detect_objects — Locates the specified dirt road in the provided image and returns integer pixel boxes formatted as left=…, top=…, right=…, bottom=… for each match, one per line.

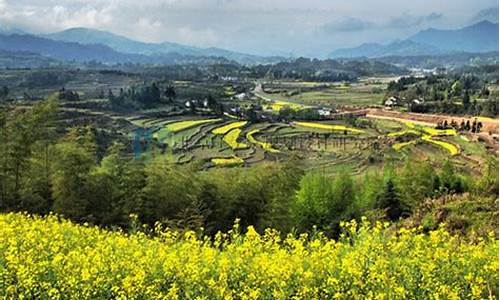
left=365, top=109, right=499, bottom=134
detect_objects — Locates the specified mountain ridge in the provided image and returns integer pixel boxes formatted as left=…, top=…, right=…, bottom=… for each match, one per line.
left=330, top=20, right=499, bottom=58
left=44, top=27, right=284, bottom=65
left=0, top=33, right=240, bottom=65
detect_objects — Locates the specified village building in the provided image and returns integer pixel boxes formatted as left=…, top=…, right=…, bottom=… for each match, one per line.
left=384, top=96, right=400, bottom=107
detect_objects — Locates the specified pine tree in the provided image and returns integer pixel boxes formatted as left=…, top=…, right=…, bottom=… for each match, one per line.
left=376, top=179, right=404, bottom=221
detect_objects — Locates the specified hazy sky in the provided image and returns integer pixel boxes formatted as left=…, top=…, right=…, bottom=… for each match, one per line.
left=0, top=0, right=497, bottom=57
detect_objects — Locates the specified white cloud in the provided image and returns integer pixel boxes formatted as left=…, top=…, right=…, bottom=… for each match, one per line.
left=0, top=0, right=496, bottom=56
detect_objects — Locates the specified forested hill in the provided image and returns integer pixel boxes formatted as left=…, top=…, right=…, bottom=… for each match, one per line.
left=250, top=58, right=408, bottom=81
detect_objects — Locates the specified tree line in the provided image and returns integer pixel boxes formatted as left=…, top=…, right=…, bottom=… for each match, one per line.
left=108, top=83, right=177, bottom=109
left=386, top=74, right=499, bottom=117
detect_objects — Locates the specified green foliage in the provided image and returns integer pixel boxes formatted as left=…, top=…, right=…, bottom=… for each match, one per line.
left=51, top=127, right=96, bottom=221
left=397, top=160, right=440, bottom=208
left=293, top=172, right=335, bottom=230
left=110, top=82, right=172, bottom=109
left=375, top=179, right=405, bottom=221
left=293, top=170, right=357, bottom=234
left=407, top=193, right=498, bottom=237
left=141, top=162, right=201, bottom=225
left=387, top=73, right=498, bottom=116
left=356, top=171, right=384, bottom=212
left=451, top=80, right=463, bottom=97
left=87, top=143, right=145, bottom=226
left=475, top=156, right=499, bottom=196
left=201, top=162, right=302, bottom=234
left=0, top=96, right=58, bottom=212
left=0, top=97, right=495, bottom=239
left=439, top=160, right=465, bottom=194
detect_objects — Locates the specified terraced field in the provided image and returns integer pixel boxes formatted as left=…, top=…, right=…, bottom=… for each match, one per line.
left=246, top=129, right=279, bottom=153
left=54, top=97, right=489, bottom=175
left=118, top=107, right=489, bottom=174
left=294, top=121, right=364, bottom=134
left=387, top=121, right=460, bottom=156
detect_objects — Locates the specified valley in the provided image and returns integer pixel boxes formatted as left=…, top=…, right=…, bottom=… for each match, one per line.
left=0, top=4, right=498, bottom=297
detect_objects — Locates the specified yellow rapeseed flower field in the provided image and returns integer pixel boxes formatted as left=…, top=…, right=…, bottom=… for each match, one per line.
left=164, top=118, right=221, bottom=133
left=263, top=101, right=305, bottom=112
left=294, top=122, right=364, bottom=133
left=222, top=129, right=248, bottom=150
left=0, top=214, right=497, bottom=299
left=211, top=156, right=244, bottom=166
left=388, top=129, right=421, bottom=137
left=390, top=122, right=456, bottom=137
left=212, top=121, right=248, bottom=135
left=422, top=135, right=460, bottom=155
left=421, top=127, right=457, bottom=137
left=246, top=129, right=279, bottom=153
left=392, top=140, right=416, bottom=151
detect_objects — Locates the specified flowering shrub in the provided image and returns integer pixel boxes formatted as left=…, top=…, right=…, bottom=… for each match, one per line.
left=0, top=213, right=497, bottom=299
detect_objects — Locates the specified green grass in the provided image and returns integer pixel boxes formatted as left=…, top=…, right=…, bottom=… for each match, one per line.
left=406, top=194, right=498, bottom=237
left=364, top=118, right=404, bottom=134
left=160, top=128, right=198, bottom=148
left=451, top=136, right=488, bottom=157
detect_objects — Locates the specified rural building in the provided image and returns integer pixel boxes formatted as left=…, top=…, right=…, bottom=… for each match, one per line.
left=384, top=96, right=400, bottom=107
left=233, top=93, right=248, bottom=100
left=317, top=107, right=336, bottom=117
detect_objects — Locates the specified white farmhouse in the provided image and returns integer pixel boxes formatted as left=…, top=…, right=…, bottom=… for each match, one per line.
left=233, top=93, right=247, bottom=100
left=318, top=108, right=334, bottom=117
left=384, top=96, right=399, bottom=107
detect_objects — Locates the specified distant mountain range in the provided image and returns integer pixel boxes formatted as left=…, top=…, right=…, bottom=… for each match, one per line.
left=330, top=21, right=499, bottom=58
left=44, top=28, right=282, bottom=65
left=0, top=21, right=496, bottom=68
left=0, top=27, right=284, bottom=66
left=0, top=33, right=146, bottom=63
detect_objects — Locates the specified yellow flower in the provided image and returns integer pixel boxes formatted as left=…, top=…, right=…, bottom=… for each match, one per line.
left=0, top=213, right=496, bottom=299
